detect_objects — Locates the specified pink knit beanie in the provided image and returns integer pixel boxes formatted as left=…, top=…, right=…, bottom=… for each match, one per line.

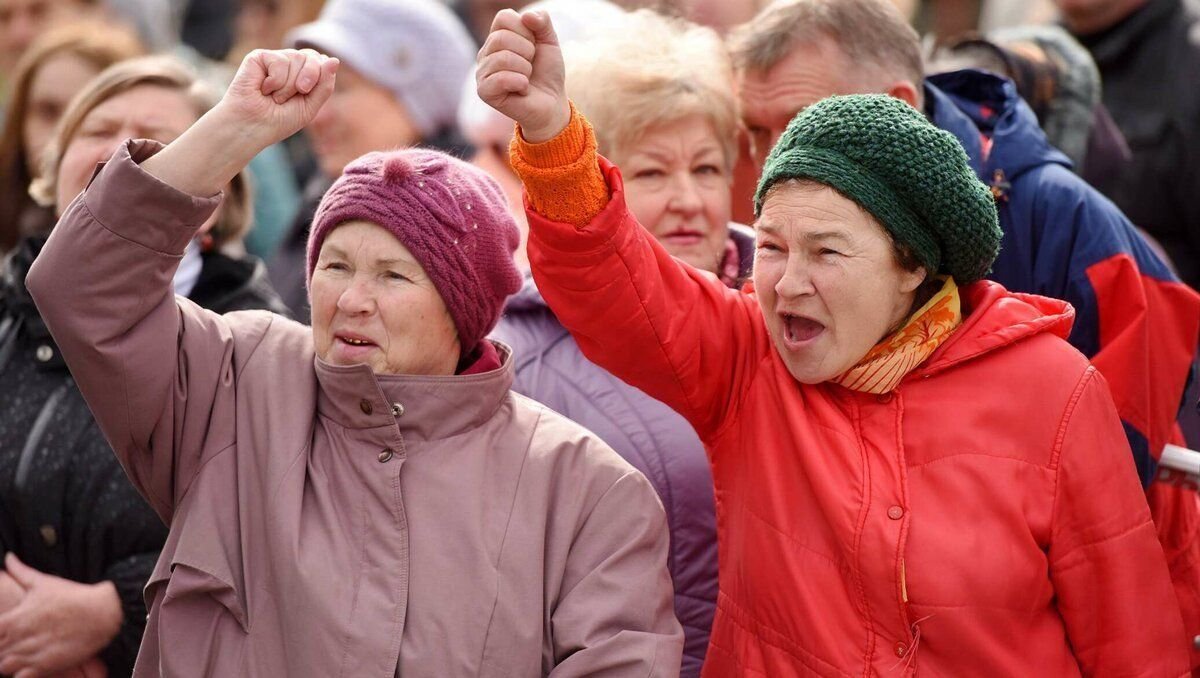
left=306, top=149, right=522, bottom=354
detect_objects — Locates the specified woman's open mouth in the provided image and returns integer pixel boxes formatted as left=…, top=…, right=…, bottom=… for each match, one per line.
left=333, top=332, right=378, bottom=358
left=781, top=313, right=825, bottom=348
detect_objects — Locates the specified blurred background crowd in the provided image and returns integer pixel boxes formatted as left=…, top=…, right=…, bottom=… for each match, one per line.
left=0, top=0, right=1198, bottom=675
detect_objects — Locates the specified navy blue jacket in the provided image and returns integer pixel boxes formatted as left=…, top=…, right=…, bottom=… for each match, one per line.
left=926, top=70, right=1200, bottom=486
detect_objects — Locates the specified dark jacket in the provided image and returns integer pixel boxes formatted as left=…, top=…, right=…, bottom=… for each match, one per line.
left=0, top=236, right=287, bottom=677
left=1071, top=0, right=1200, bottom=287
left=926, top=70, right=1200, bottom=486
left=491, top=227, right=753, bottom=678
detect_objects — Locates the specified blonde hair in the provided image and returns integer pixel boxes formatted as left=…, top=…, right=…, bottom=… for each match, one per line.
left=728, top=0, right=923, bottom=100
left=565, top=9, right=739, bottom=169
left=31, top=55, right=253, bottom=250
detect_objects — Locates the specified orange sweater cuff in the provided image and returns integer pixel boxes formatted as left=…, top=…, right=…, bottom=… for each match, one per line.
left=509, top=103, right=610, bottom=227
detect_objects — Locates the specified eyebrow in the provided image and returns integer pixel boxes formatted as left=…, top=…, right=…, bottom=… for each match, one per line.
left=320, top=246, right=417, bottom=269
left=755, top=222, right=851, bottom=244
left=803, top=231, right=852, bottom=244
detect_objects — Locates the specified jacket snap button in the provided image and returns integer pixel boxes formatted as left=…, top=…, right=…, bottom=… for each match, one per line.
left=894, top=642, right=907, bottom=657
left=875, top=392, right=893, bottom=404
left=378, top=449, right=394, bottom=463
left=1194, top=635, right=1200, bottom=650
left=359, top=399, right=373, bottom=415
left=391, top=402, right=404, bottom=417
left=40, top=525, right=58, bottom=547
left=35, top=345, right=54, bottom=362
left=887, top=506, right=904, bottom=520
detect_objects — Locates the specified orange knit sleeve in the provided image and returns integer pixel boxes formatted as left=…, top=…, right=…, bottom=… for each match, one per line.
left=509, top=103, right=610, bottom=227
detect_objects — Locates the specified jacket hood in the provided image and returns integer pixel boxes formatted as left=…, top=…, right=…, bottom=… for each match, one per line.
left=917, top=279, right=1074, bottom=377
left=926, top=70, right=1072, bottom=188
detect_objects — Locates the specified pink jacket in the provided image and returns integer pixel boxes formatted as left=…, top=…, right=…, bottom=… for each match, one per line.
left=27, top=140, right=683, bottom=677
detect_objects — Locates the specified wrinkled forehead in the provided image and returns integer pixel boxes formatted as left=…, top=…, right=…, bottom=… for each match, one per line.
left=756, top=180, right=885, bottom=241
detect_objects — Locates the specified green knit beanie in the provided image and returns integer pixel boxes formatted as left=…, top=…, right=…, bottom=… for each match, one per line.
left=755, top=94, right=1002, bottom=284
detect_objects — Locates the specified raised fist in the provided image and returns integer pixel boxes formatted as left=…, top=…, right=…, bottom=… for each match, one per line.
left=476, top=9, right=571, bottom=143
left=218, top=48, right=339, bottom=152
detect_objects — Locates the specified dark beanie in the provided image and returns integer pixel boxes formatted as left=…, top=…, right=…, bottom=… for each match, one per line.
left=755, top=94, right=1002, bottom=284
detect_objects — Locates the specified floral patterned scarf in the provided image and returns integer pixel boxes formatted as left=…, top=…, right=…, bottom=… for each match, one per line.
left=832, top=277, right=962, bottom=394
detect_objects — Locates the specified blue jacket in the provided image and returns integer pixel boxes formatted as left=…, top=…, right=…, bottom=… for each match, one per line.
left=926, top=70, right=1200, bottom=486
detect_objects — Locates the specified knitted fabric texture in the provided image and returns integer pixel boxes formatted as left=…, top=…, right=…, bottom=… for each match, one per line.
left=306, top=149, right=522, bottom=353
left=832, top=276, right=963, bottom=394
left=756, top=94, right=1002, bottom=284
left=510, top=103, right=610, bottom=228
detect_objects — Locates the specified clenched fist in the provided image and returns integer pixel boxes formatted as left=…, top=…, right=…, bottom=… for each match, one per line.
left=139, top=48, right=339, bottom=200
left=218, top=48, right=340, bottom=152
left=476, top=9, right=571, bottom=143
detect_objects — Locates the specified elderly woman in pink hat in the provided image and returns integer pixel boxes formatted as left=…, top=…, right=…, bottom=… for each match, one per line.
left=26, top=48, right=682, bottom=677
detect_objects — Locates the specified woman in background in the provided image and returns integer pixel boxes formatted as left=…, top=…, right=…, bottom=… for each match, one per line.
left=491, top=9, right=746, bottom=675
left=0, top=20, right=143, bottom=255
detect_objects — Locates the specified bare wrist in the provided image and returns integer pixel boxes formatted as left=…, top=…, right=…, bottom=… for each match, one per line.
left=520, top=102, right=572, bottom=144
left=91, top=580, right=124, bottom=642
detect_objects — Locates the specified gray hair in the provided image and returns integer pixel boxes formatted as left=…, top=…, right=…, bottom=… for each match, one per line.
left=727, top=0, right=923, bottom=93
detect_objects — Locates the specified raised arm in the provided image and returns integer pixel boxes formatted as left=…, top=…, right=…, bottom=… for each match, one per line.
left=477, top=11, right=770, bottom=439
left=26, top=50, right=338, bottom=522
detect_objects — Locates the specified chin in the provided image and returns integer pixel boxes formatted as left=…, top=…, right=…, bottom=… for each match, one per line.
left=771, top=337, right=839, bottom=385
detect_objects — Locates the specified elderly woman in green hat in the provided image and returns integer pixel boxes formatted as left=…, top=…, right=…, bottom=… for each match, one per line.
left=477, top=8, right=1190, bottom=675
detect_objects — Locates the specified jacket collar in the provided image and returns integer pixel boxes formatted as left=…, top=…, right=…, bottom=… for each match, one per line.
left=314, top=339, right=515, bottom=441
left=912, top=280, right=1074, bottom=379
left=925, top=71, right=1071, bottom=185
left=0, top=236, right=67, bottom=371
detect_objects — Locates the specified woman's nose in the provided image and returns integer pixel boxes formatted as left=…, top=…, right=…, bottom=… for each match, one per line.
left=336, top=277, right=375, bottom=314
left=666, top=174, right=703, bottom=216
left=775, top=257, right=816, bottom=299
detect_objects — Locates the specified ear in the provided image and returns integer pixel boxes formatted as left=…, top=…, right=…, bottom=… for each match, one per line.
left=899, top=265, right=927, bottom=295
left=884, top=80, right=921, bottom=109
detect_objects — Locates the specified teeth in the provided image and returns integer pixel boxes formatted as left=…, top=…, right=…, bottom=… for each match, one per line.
left=343, top=338, right=369, bottom=345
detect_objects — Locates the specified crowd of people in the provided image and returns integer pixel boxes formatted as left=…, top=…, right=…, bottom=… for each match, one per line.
left=0, top=0, right=1198, bottom=675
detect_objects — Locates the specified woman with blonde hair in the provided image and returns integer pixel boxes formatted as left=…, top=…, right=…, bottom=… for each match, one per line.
left=491, top=9, right=743, bottom=675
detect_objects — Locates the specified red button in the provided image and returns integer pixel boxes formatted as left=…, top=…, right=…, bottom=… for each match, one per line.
left=894, top=642, right=907, bottom=657
left=876, top=392, right=894, bottom=404
left=887, top=506, right=904, bottom=520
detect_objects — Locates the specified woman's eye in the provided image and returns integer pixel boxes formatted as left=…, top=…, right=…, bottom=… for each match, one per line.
left=758, top=242, right=782, bottom=252
left=819, top=248, right=842, bottom=257
left=632, top=168, right=664, bottom=180
left=384, top=271, right=408, bottom=282
left=324, top=262, right=349, bottom=272
left=694, top=164, right=722, bottom=176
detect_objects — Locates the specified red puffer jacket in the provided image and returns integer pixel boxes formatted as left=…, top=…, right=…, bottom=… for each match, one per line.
left=527, top=161, right=1190, bottom=677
